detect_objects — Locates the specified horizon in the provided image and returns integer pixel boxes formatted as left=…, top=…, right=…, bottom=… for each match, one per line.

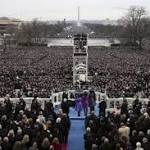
left=0, top=17, right=121, bottom=22
left=0, top=0, right=150, bottom=21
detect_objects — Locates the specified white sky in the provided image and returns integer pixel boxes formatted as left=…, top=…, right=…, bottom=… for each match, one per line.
left=0, top=0, right=150, bottom=21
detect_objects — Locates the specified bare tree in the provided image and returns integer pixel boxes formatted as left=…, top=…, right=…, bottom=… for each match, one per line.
left=120, top=6, right=150, bottom=49
left=16, top=22, right=32, bottom=46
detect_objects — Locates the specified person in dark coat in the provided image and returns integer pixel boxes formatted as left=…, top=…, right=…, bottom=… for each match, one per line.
left=40, top=137, right=50, bottom=150
left=4, top=96, right=13, bottom=118
left=15, top=97, right=26, bottom=116
left=142, top=137, right=150, bottom=150
left=99, top=138, right=112, bottom=150
left=85, top=111, right=99, bottom=131
left=54, top=117, right=63, bottom=143
left=121, top=98, right=128, bottom=115
left=31, top=96, right=41, bottom=113
left=62, top=92, right=68, bottom=100
left=88, top=90, right=96, bottom=112
left=99, top=96, right=107, bottom=117
left=130, top=130, right=138, bottom=149
left=84, top=127, right=95, bottom=150
left=61, top=113, right=70, bottom=143
left=2, top=137, right=11, bottom=150
left=133, top=96, right=142, bottom=116
left=45, top=99, right=53, bottom=112
left=61, top=98, right=69, bottom=116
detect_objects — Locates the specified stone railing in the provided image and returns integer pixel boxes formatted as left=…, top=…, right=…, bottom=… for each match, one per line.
left=0, top=90, right=149, bottom=109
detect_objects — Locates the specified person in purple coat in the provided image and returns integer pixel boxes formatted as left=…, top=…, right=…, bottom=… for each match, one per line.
left=75, top=94, right=82, bottom=116
left=81, top=92, right=89, bottom=116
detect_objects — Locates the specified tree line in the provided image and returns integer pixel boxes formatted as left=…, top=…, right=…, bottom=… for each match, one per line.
left=119, top=6, right=150, bottom=49
left=3, top=5, right=150, bottom=49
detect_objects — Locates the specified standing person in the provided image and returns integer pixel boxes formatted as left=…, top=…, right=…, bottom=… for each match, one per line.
left=61, top=113, right=70, bottom=143
left=121, top=98, right=128, bottom=115
left=118, top=122, right=130, bottom=143
left=84, top=127, right=94, bottom=150
left=99, top=96, right=107, bottom=117
left=133, top=96, right=142, bottom=115
left=81, top=92, right=89, bottom=117
left=15, top=96, right=26, bottom=116
left=89, top=89, right=96, bottom=113
left=75, top=94, right=82, bottom=116
left=62, top=92, right=68, bottom=100
left=44, top=98, right=54, bottom=119
left=31, top=95, right=41, bottom=113
left=61, top=98, right=69, bottom=116
left=4, top=95, right=13, bottom=118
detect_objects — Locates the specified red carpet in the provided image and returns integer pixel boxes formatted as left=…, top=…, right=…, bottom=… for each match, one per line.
left=61, top=144, right=68, bottom=150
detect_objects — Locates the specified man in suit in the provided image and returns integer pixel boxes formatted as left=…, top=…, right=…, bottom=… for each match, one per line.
left=99, top=96, right=107, bottom=117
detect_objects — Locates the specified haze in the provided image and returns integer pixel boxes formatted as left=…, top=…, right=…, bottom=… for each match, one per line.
left=0, top=0, right=150, bottom=20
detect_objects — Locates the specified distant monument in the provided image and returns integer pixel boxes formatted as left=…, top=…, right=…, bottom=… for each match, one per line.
left=77, top=7, right=81, bottom=27
left=64, top=7, right=91, bottom=37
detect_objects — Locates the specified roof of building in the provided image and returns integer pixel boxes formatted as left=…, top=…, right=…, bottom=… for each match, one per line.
left=0, top=17, right=22, bottom=25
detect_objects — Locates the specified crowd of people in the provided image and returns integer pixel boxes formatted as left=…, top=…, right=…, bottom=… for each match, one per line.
left=0, top=45, right=150, bottom=150
left=0, top=46, right=150, bottom=98
left=0, top=46, right=73, bottom=98
left=89, top=47, right=150, bottom=98
left=84, top=96, right=150, bottom=150
left=0, top=94, right=70, bottom=150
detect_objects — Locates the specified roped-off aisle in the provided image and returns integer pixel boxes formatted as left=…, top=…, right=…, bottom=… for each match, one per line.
left=68, top=107, right=85, bottom=150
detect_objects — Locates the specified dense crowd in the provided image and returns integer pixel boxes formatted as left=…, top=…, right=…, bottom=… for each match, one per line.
left=84, top=96, right=150, bottom=150
left=0, top=46, right=73, bottom=98
left=0, top=46, right=150, bottom=98
left=89, top=47, right=150, bottom=98
left=0, top=94, right=70, bottom=150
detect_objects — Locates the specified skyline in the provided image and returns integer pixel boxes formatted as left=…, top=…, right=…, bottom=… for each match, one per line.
left=0, top=0, right=150, bottom=21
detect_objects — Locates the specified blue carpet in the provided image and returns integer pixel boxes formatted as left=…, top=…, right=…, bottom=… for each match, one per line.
left=54, top=105, right=99, bottom=150
left=69, top=105, right=99, bottom=119
left=68, top=120, right=85, bottom=150
left=68, top=106, right=99, bottom=150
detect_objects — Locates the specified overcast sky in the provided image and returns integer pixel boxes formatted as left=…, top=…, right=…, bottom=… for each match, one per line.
left=0, top=0, right=150, bottom=21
